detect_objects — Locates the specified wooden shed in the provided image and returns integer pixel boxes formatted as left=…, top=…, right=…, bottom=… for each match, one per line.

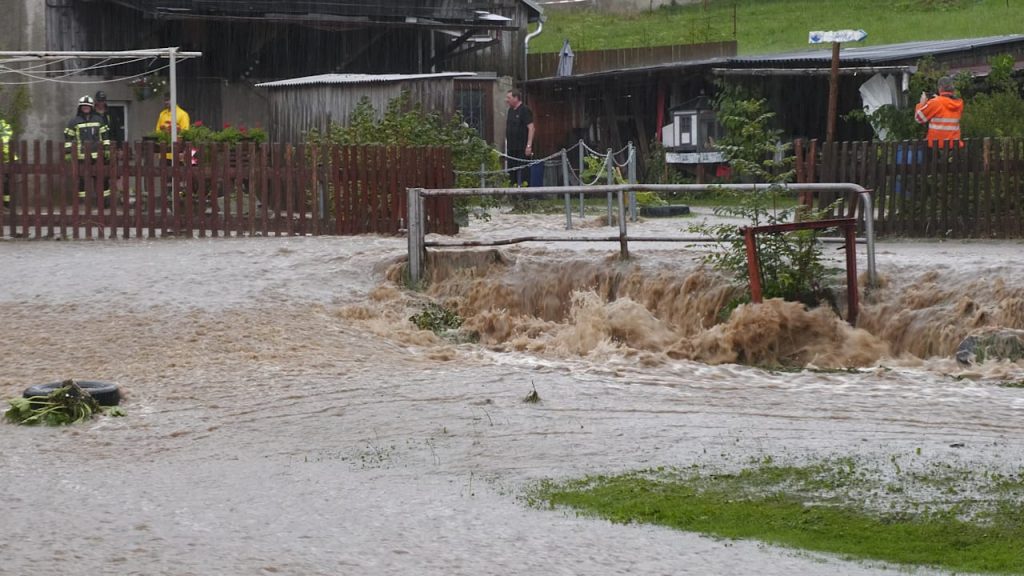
left=256, top=72, right=475, bottom=143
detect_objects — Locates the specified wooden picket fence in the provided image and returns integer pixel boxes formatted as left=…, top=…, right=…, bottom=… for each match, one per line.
left=796, top=138, right=1024, bottom=238
left=0, top=141, right=457, bottom=239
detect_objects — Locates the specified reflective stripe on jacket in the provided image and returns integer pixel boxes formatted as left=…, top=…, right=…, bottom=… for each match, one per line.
left=914, top=92, right=963, bottom=147
left=64, top=113, right=111, bottom=160
left=0, top=118, right=15, bottom=162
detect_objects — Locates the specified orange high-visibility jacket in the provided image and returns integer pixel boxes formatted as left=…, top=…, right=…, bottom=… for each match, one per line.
left=914, top=91, right=963, bottom=146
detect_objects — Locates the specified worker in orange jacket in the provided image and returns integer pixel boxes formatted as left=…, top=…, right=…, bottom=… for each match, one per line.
left=914, top=76, right=963, bottom=148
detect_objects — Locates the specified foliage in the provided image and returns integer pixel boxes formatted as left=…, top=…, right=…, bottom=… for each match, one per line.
left=579, top=154, right=666, bottom=207
left=695, top=94, right=835, bottom=313
left=148, top=122, right=267, bottom=145
left=690, top=191, right=837, bottom=313
left=530, top=1, right=1022, bottom=55
left=527, top=456, right=1024, bottom=574
left=523, top=381, right=541, bottom=404
left=307, top=93, right=504, bottom=220
left=409, top=302, right=464, bottom=335
left=962, top=91, right=1024, bottom=139
left=126, top=74, right=168, bottom=101
left=580, top=154, right=619, bottom=185
left=183, top=123, right=268, bottom=145
left=712, top=84, right=792, bottom=183
left=308, top=93, right=503, bottom=188
left=844, top=104, right=924, bottom=142
left=4, top=380, right=124, bottom=426
left=643, top=139, right=691, bottom=185
left=0, top=86, right=32, bottom=139
left=961, top=54, right=1024, bottom=139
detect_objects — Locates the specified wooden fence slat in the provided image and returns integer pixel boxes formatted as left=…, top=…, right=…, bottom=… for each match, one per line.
left=45, top=141, right=55, bottom=239
left=374, top=145, right=387, bottom=233
left=388, top=146, right=401, bottom=233
left=356, top=146, right=370, bottom=234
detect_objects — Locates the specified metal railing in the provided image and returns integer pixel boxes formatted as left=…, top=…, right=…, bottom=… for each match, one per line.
left=406, top=183, right=876, bottom=288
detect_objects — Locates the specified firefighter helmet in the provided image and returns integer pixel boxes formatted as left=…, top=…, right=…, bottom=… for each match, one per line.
left=78, top=95, right=94, bottom=107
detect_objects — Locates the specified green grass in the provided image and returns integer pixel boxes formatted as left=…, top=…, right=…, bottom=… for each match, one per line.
left=531, top=0, right=1024, bottom=55
left=527, top=457, right=1024, bottom=574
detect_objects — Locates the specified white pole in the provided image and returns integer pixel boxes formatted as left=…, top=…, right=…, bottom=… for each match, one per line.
left=169, top=47, right=178, bottom=149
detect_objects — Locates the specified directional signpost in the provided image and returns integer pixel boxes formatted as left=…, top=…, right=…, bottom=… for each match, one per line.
left=810, top=29, right=867, bottom=143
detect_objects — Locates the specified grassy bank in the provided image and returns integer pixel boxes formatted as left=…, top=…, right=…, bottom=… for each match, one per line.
left=531, top=0, right=1023, bottom=55
left=527, top=456, right=1024, bottom=574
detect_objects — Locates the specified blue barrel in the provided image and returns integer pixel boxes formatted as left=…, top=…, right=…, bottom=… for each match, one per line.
left=529, top=161, right=544, bottom=188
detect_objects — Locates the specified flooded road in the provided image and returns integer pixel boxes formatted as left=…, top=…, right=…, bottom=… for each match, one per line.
left=1, top=213, right=1021, bottom=575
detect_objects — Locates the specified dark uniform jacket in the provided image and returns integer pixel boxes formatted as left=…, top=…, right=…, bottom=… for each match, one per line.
left=64, top=111, right=110, bottom=160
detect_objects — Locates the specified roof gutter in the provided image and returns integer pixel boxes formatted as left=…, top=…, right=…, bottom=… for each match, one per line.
left=523, top=16, right=546, bottom=91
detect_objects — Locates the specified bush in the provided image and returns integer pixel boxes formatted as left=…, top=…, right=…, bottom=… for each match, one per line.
left=694, top=94, right=836, bottom=316
left=307, top=92, right=504, bottom=219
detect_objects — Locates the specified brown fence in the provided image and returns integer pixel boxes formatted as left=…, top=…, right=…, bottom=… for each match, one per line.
left=0, top=141, right=457, bottom=240
left=796, top=138, right=1024, bottom=238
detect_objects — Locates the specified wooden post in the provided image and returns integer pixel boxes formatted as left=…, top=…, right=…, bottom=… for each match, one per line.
left=826, top=41, right=840, bottom=144
left=743, top=227, right=762, bottom=303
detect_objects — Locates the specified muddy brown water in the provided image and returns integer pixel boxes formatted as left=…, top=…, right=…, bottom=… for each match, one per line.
left=1, top=213, right=1021, bottom=575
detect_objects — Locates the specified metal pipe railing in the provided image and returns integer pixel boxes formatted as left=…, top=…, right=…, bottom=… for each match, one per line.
left=407, top=183, right=876, bottom=288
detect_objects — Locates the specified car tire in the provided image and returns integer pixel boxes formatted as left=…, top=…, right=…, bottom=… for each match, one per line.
left=23, top=381, right=121, bottom=406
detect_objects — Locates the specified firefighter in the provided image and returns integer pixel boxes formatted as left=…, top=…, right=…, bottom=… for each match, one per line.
left=64, top=95, right=112, bottom=207
left=914, top=76, right=963, bottom=148
left=1, top=116, right=13, bottom=207
left=93, top=91, right=123, bottom=143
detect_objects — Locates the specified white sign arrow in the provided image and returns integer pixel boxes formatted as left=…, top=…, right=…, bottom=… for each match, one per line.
left=808, top=29, right=867, bottom=44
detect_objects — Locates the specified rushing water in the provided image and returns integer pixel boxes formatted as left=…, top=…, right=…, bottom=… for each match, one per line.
left=1, top=211, right=1022, bottom=575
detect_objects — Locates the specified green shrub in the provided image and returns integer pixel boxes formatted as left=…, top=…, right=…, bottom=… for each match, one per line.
left=307, top=93, right=503, bottom=219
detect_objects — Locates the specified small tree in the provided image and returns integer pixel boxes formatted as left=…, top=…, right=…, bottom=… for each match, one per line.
left=691, top=92, right=837, bottom=316
left=962, top=54, right=1024, bottom=139
left=307, top=93, right=503, bottom=189
left=306, top=92, right=503, bottom=219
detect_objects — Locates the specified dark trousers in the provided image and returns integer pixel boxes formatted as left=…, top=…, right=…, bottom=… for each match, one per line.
left=77, top=158, right=111, bottom=208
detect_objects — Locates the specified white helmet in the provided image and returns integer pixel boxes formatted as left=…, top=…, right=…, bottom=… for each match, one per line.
left=78, top=95, right=94, bottom=107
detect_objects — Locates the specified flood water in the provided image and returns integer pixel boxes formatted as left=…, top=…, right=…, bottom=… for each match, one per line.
left=1, top=210, right=1022, bottom=575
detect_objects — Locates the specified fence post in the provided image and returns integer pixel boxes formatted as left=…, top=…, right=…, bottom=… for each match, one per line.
left=562, top=148, right=572, bottom=230
left=578, top=139, right=585, bottom=218
left=627, top=141, right=637, bottom=222
left=479, top=161, right=486, bottom=189
left=407, top=187, right=424, bottom=286
left=617, top=189, right=628, bottom=259
left=606, top=149, right=613, bottom=226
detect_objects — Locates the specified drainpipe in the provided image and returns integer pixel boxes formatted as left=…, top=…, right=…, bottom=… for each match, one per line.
left=523, top=15, right=546, bottom=95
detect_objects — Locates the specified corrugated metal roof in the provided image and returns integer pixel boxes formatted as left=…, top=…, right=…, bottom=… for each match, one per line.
left=729, top=35, right=1024, bottom=66
left=256, top=72, right=476, bottom=88
left=525, top=56, right=729, bottom=84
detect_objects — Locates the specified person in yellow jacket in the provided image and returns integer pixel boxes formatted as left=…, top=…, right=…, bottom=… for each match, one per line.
left=1, top=117, right=13, bottom=207
left=156, top=92, right=190, bottom=161
left=914, top=76, right=963, bottom=148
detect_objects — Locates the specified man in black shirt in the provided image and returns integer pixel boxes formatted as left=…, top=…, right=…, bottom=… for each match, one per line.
left=505, top=89, right=535, bottom=187
left=94, top=91, right=124, bottom=143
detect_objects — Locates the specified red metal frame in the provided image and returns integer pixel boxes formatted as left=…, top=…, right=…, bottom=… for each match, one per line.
left=742, top=217, right=859, bottom=325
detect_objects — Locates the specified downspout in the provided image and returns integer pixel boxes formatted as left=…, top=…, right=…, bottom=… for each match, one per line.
left=523, top=16, right=546, bottom=95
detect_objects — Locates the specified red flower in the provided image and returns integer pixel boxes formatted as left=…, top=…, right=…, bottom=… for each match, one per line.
left=223, top=123, right=231, bottom=129
left=193, top=120, right=204, bottom=127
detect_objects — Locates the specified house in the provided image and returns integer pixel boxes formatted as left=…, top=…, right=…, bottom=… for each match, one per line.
left=0, top=0, right=542, bottom=143
left=524, top=35, right=1024, bottom=177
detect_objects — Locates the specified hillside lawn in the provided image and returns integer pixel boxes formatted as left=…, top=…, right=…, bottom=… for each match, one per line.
left=530, top=0, right=1023, bottom=55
